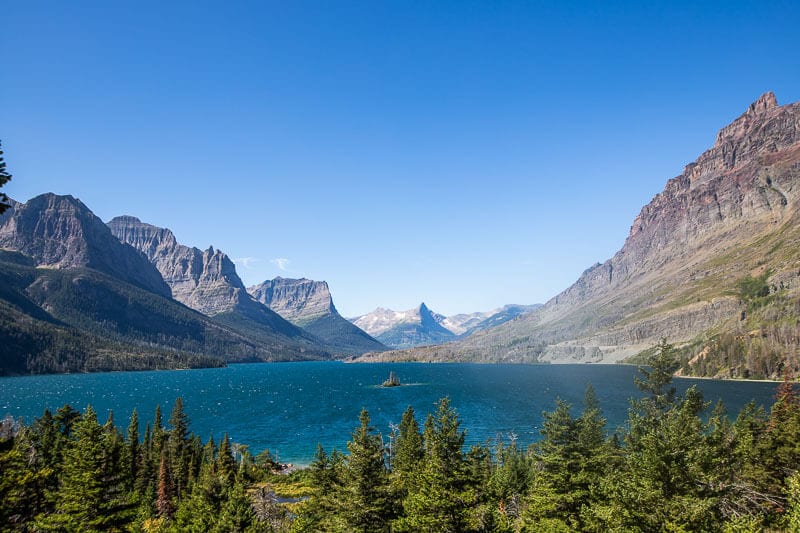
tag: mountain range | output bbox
[248,277,386,356]
[3,92,799,379]
[351,303,540,348]
[354,92,800,379]
[0,199,386,374]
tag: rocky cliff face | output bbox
[248,277,336,324]
[248,277,386,355]
[0,197,328,375]
[109,216,261,316]
[0,194,170,297]
[351,303,456,349]
[107,215,334,359]
[108,216,250,316]
[357,93,800,371]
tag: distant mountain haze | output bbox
[349,302,540,349]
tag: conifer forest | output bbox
[3,341,800,532]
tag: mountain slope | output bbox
[357,93,800,378]
[351,303,457,348]
[107,216,331,358]
[0,194,336,374]
[248,277,386,355]
[0,194,170,297]
[442,304,542,337]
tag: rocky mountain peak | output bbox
[404,92,800,367]
[0,194,170,297]
[248,277,335,323]
[108,215,252,315]
[747,91,778,115]
[712,91,793,152]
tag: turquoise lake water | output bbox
[0,362,780,464]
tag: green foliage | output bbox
[340,409,394,532]
[0,139,11,215]
[394,397,475,532]
[6,341,800,532]
[736,271,772,304]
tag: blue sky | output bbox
[3,1,799,317]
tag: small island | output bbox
[381,371,401,387]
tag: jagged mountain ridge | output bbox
[351,303,457,348]
[0,195,323,374]
[356,92,800,376]
[442,304,542,337]
[107,216,332,357]
[351,303,541,348]
[248,277,386,355]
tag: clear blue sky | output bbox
[3,1,799,317]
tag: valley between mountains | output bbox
[2,92,799,379]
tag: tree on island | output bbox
[0,139,12,214]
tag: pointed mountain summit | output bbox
[107,216,331,358]
[351,302,456,349]
[360,93,800,377]
[248,277,386,355]
[442,304,541,336]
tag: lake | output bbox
[0,362,780,464]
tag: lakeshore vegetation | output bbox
[3,341,800,531]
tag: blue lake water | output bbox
[0,362,780,464]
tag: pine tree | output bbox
[394,397,472,532]
[519,398,580,530]
[36,405,115,531]
[591,345,719,531]
[0,139,12,215]
[168,397,190,499]
[156,449,173,520]
[340,408,394,532]
[217,433,237,488]
[634,337,679,410]
[0,426,52,529]
[390,405,423,499]
[126,409,139,492]
[295,443,345,532]
[213,482,257,532]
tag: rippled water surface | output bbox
[0,362,779,464]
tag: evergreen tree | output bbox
[340,408,394,532]
[0,426,52,529]
[100,411,135,528]
[519,399,580,531]
[390,406,423,499]
[217,433,237,488]
[394,397,472,532]
[634,337,679,410]
[168,397,190,498]
[126,409,139,492]
[137,422,155,496]
[172,439,222,532]
[213,482,257,532]
[489,439,531,525]
[156,449,174,520]
[0,139,12,215]
[36,405,120,531]
[590,344,720,531]
[295,444,346,532]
